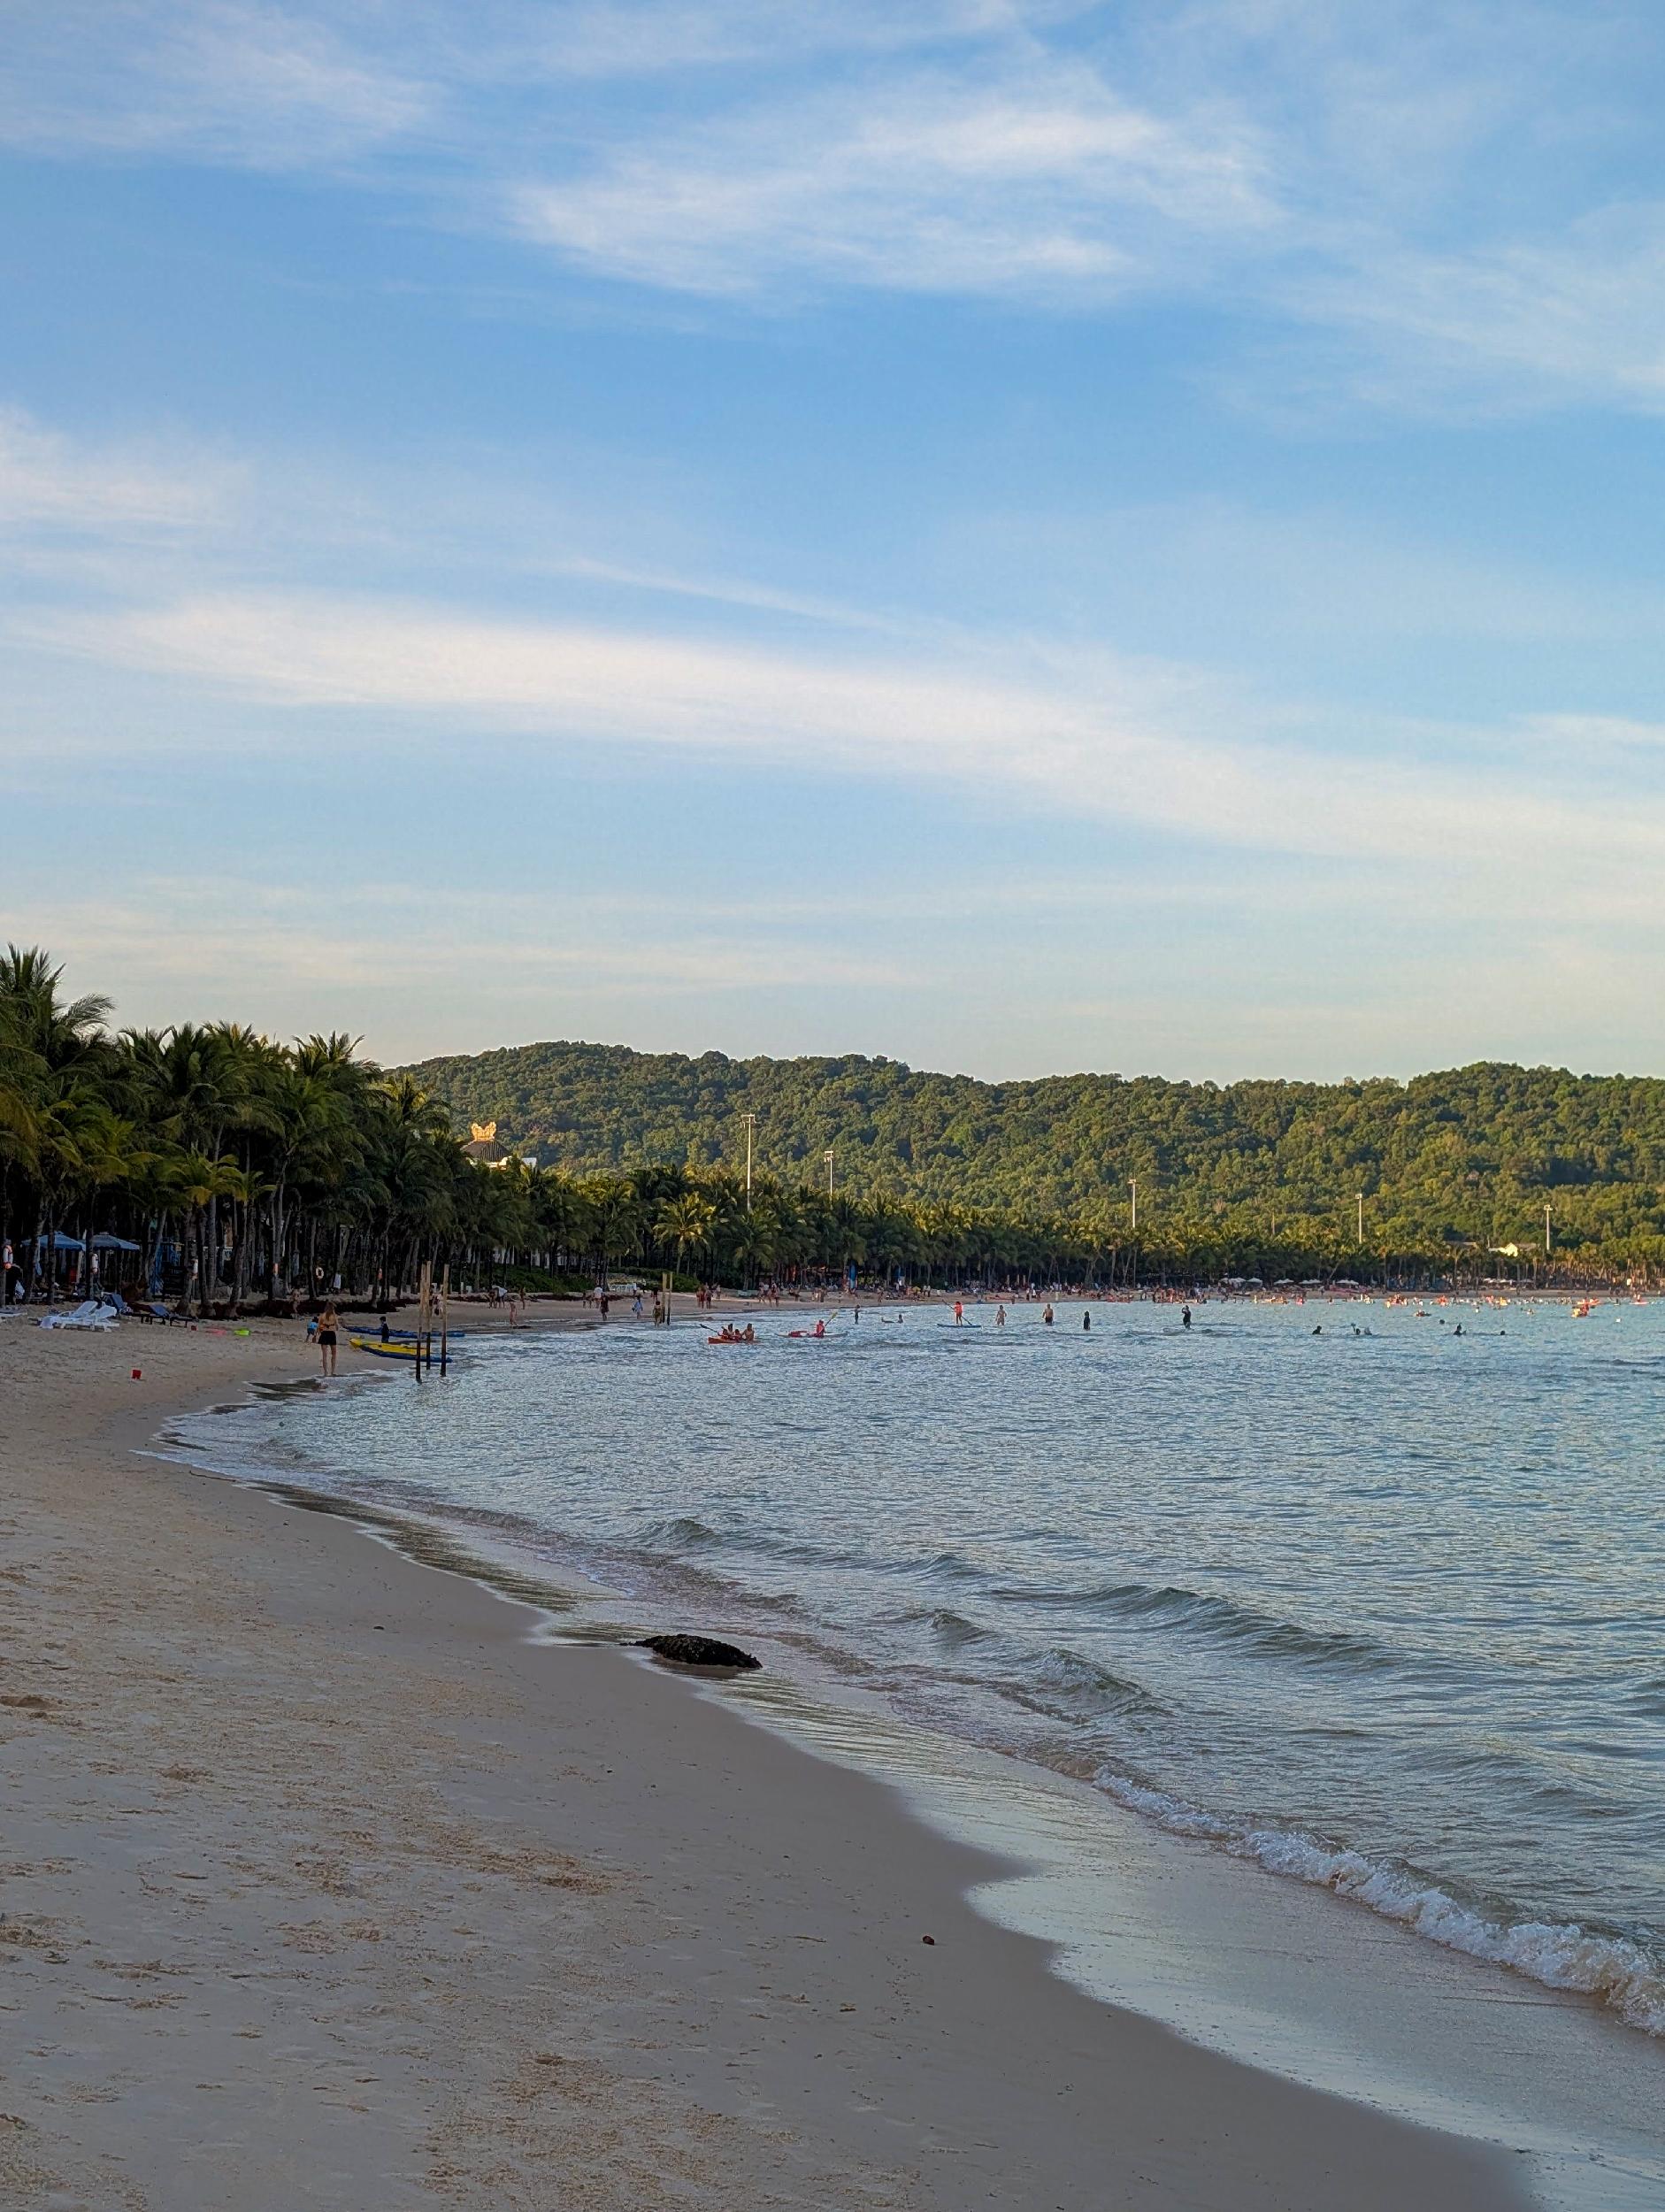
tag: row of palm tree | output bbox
[5,946,1652,1310]
[0,947,526,1311]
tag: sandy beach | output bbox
[0,1315,1544,2210]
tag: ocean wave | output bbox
[1626,1676,1665,1718]
[1097,1772,1665,2036]
[988,1578,1396,1672]
[996,1645,1168,1721]
[640,1514,728,1548]
[637,1519,992,1583]
[890,1605,992,1650]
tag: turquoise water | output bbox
[177,1294,1665,2035]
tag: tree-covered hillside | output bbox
[403,1041,1665,1260]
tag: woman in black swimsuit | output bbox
[317,1303,340,1377]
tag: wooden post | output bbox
[440,1264,450,1376]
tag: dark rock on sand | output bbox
[637,1634,762,1671]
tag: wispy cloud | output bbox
[513,65,1273,300]
[26,584,1665,901]
[0,2,431,169]
[8,402,1665,918]
[1278,204,1665,416]
[0,407,237,536]
[13,876,921,1063]
[525,1,1036,81]
[5,2,1662,412]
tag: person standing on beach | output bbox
[317,1302,340,1377]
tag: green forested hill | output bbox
[403,1041,1665,1258]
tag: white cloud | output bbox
[27,585,1665,898]
[1278,204,1665,415]
[0,2,430,167]
[4,2,1662,412]
[8,401,1665,931]
[0,407,236,535]
[513,65,1274,300]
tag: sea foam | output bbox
[1097,1771,1665,2036]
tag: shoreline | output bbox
[0,1318,1637,2209]
[160,1334,1665,2207]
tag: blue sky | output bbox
[6,1,1665,1079]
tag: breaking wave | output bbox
[1097,1772,1665,2036]
[995,1645,1169,1721]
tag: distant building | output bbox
[459,1122,539,1171]
[463,1118,508,1165]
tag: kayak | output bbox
[788,1310,850,1340]
[348,1334,460,1362]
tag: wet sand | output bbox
[0,1317,1534,2209]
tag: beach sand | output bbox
[0,1317,1534,2210]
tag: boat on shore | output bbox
[349,1333,463,1362]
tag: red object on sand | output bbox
[131,1369,142,1380]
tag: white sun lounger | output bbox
[39,1300,119,1331]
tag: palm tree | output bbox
[656,1192,716,1313]
[728,1210,776,1291]
[0,945,111,1073]
[579,1173,642,1289]
[263,1063,357,1304]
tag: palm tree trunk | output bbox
[269,1185,287,1302]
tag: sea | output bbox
[166,1293,1665,2059]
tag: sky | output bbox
[6,1,1665,1082]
